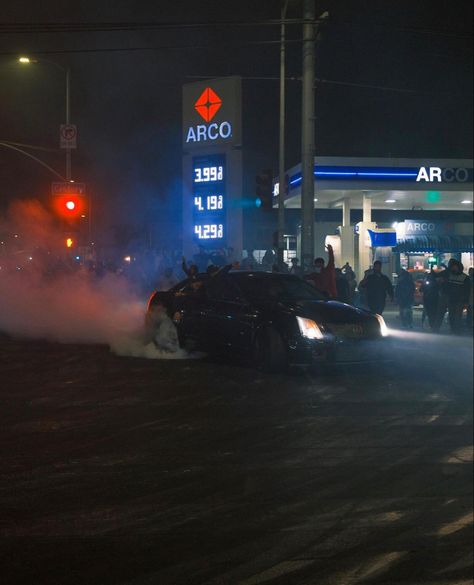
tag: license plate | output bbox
[329,323,365,338]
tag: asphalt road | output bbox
[0,328,472,585]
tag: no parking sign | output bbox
[60,124,77,149]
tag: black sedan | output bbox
[146,270,389,370]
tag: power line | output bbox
[0,18,471,39]
[0,18,309,34]
[0,38,305,56]
[186,74,472,97]
[0,142,65,180]
[0,140,58,152]
[315,77,473,97]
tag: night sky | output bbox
[0,0,472,244]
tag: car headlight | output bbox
[375,314,389,337]
[296,316,324,340]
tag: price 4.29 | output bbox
[194,224,224,239]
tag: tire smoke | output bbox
[0,199,189,359]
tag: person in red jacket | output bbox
[306,244,337,298]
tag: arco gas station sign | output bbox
[415,166,471,183]
[182,77,241,148]
[182,77,242,256]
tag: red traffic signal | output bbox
[53,194,86,218]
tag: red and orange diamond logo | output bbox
[194,87,222,122]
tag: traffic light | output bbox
[53,194,86,219]
[65,237,74,248]
[256,169,274,211]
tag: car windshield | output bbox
[235,274,325,302]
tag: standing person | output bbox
[435,260,471,334]
[345,269,357,304]
[289,257,303,277]
[192,245,209,273]
[306,244,337,298]
[226,246,236,264]
[262,248,276,270]
[396,269,415,328]
[359,260,394,314]
[181,257,199,279]
[209,248,226,267]
[335,268,351,304]
[357,268,372,308]
[467,267,474,328]
[157,267,178,291]
[342,262,355,280]
[421,268,440,330]
[241,250,257,270]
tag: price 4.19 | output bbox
[193,195,223,211]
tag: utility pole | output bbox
[278,0,289,266]
[300,0,315,271]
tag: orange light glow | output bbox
[66,238,74,248]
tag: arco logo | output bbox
[194,87,222,122]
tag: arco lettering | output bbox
[186,121,233,143]
[416,166,469,183]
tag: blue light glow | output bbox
[356,172,418,177]
[315,171,357,176]
[286,166,422,192]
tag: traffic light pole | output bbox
[65,67,72,181]
[278,0,289,266]
[300,0,315,271]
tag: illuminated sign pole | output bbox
[182,77,242,259]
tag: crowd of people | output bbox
[3,237,471,335]
[173,244,473,335]
[421,261,473,334]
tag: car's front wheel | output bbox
[253,327,288,373]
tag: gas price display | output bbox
[194,195,223,211]
[194,166,224,183]
[192,155,226,242]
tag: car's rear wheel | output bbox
[145,307,181,352]
[253,327,288,373]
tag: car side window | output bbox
[207,278,242,302]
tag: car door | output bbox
[204,277,258,353]
[172,280,208,348]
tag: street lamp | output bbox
[18,55,72,181]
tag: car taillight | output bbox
[147,293,160,311]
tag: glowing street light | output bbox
[17,54,72,180]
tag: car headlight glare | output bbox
[375,314,389,337]
[297,316,324,340]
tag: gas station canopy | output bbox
[275,157,473,211]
